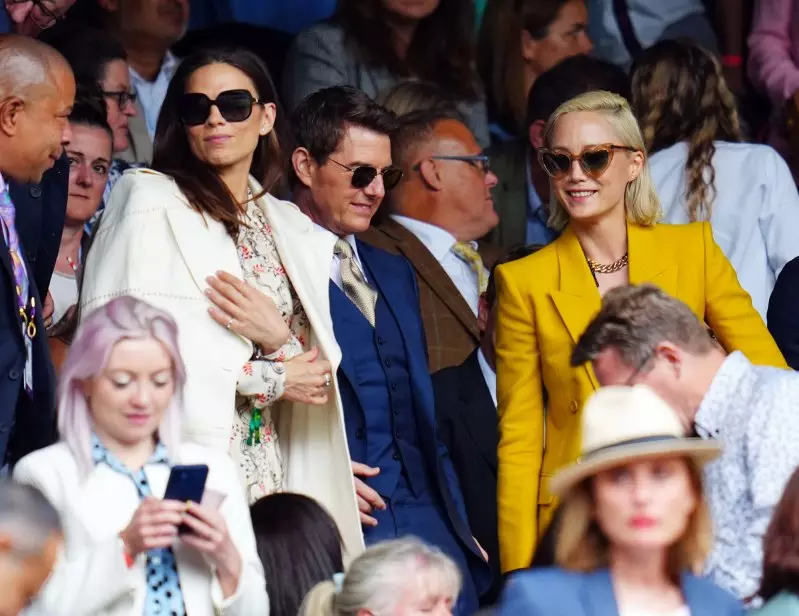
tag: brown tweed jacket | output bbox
[359,218,504,372]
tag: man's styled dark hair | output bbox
[250,493,343,616]
[526,54,631,127]
[69,87,113,142]
[289,85,398,186]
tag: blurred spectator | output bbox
[48,95,112,339]
[187,0,335,35]
[477,0,592,141]
[0,35,73,467]
[432,245,538,604]
[632,39,799,321]
[74,0,190,164]
[0,481,62,616]
[43,25,141,221]
[283,0,490,146]
[498,386,740,616]
[572,284,799,600]
[301,538,462,616]
[251,493,344,616]
[14,296,268,615]
[748,0,799,160]
[360,108,502,371]
[0,0,75,36]
[587,0,718,70]
[752,466,799,614]
[377,78,460,117]
[768,256,799,369]
[487,53,629,251]
[494,91,786,574]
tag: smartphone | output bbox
[163,465,209,534]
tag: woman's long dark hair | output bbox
[756,467,799,603]
[336,0,481,101]
[630,39,742,222]
[250,493,344,616]
[152,48,284,238]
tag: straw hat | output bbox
[550,385,722,497]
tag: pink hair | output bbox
[59,296,186,477]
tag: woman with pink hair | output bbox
[12,296,268,616]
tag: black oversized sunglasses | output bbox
[538,144,638,179]
[328,158,403,190]
[178,89,265,126]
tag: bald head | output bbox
[0,34,74,184]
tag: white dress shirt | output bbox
[651,141,799,320]
[391,214,484,315]
[695,352,799,600]
[129,51,179,139]
[476,348,497,407]
[313,223,366,288]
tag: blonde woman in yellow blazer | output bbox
[494,91,787,573]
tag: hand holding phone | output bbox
[163,465,209,534]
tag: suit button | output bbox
[393,409,399,416]
[377,336,385,345]
[29,186,42,198]
[390,382,397,392]
[384,359,392,367]
[8,369,19,380]
[392,451,400,461]
[569,400,579,414]
[355,428,365,439]
[394,430,400,438]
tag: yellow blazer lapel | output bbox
[627,223,678,295]
[550,226,602,389]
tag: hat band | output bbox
[580,434,682,463]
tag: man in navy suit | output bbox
[0,35,74,466]
[289,86,489,614]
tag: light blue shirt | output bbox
[695,352,799,601]
[525,150,558,247]
[129,52,179,140]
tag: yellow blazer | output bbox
[494,221,787,573]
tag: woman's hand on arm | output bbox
[283,347,332,406]
[205,270,291,353]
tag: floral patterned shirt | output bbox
[231,199,310,503]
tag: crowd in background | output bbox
[0,1,798,615]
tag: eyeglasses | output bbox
[538,144,638,180]
[178,89,265,126]
[413,154,490,174]
[328,158,403,190]
[6,0,65,29]
[102,89,138,109]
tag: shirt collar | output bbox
[91,433,170,469]
[129,50,179,85]
[476,348,497,407]
[390,214,461,261]
[314,222,363,264]
[695,351,752,437]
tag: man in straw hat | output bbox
[571,283,799,601]
[499,385,738,615]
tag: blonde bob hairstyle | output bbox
[542,90,662,231]
[554,457,713,580]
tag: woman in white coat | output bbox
[13,296,267,616]
[79,48,364,561]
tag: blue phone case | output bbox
[163,464,209,504]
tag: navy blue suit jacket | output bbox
[336,240,490,591]
[499,568,744,616]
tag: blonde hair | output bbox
[300,538,462,616]
[554,459,713,579]
[542,90,662,231]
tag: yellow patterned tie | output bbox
[335,238,378,326]
[451,241,488,294]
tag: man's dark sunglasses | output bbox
[102,89,138,109]
[178,89,265,126]
[329,158,403,190]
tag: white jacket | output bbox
[14,442,267,616]
[79,169,364,560]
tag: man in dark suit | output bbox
[432,245,538,604]
[290,86,489,615]
[768,256,799,370]
[487,54,630,251]
[0,35,74,466]
[361,109,504,372]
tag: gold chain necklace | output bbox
[587,252,629,274]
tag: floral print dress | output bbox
[231,199,310,504]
